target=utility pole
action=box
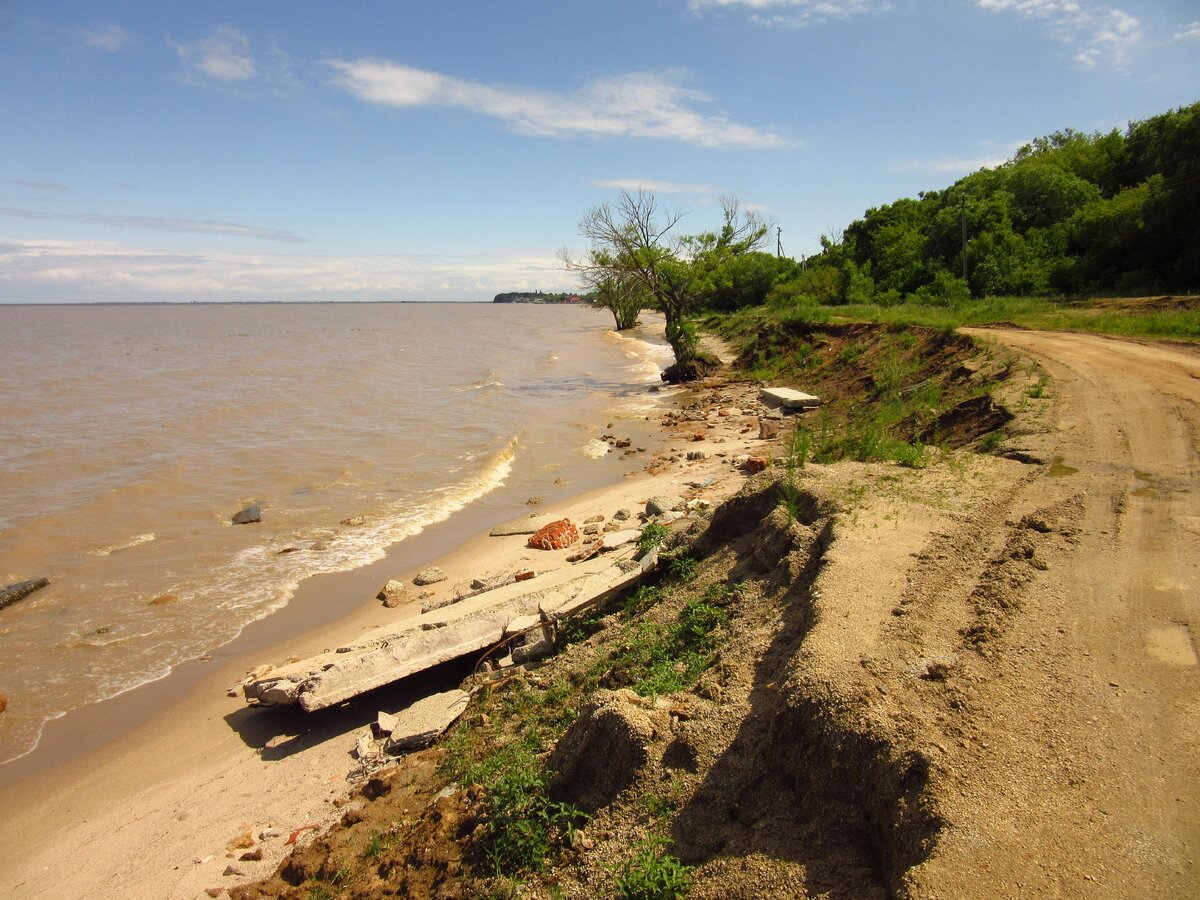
[776,226,783,259]
[961,196,968,282]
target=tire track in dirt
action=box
[928,329,1200,897]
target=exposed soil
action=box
[225,325,1198,899]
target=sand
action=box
[0,369,773,900]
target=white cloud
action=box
[326,59,788,149]
[6,179,68,192]
[688,0,886,27]
[0,239,565,302]
[1173,21,1200,41]
[976,0,1142,69]
[172,25,257,82]
[889,141,1022,174]
[591,179,716,194]
[0,206,305,243]
[889,154,1010,174]
[79,24,134,53]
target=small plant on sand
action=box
[979,430,1006,453]
[623,585,662,620]
[602,597,728,697]
[612,838,693,900]
[637,523,670,557]
[666,553,698,583]
[1026,375,1050,398]
[484,751,587,876]
[558,607,604,646]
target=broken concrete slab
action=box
[385,689,470,752]
[375,710,400,736]
[488,514,551,537]
[760,387,822,410]
[601,529,641,550]
[243,554,656,712]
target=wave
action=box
[89,532,156,556]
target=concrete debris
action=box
[601,529,641,550]
[760,386,822,411]
[244,555,657,711]
[758,418,781,440]
[420,594,462,614]
[745,457,769,474]
[385,689,470,753]
[413,566,447,586]
[567,539,604,563]
[375,710,400,736]
[0,577,50,612]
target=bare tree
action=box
[562,190,766,378]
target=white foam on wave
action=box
[581,438,612,459]
[89,532,156,556]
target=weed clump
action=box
[612,838,693,899]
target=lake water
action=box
[0,302,671,764]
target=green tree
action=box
[593,274,648,331]
[564,191,766,378]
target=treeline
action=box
[493,290,585,303]
[713,101,1200,309]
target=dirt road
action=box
[935,329,1200,896]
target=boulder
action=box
[340,515,367,527]
[613,508,631,521]
[744,457,769,474]
[231,505,261,525]
[413,566,447,586]
[377,580,409,608]
[0,693,7,714]
[148,593,177,606]
[758,418,781,440]
[645,497,678,517]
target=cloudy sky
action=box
[1,1,1197,302]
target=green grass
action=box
[441,735,587,876]
[601,596,728,697]
[612,839,693,900]
[828,297,1200,339]
[637,523,670,557]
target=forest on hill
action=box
[788,101,1199,305]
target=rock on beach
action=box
[377,580,409,608]
[413,566,447,586]
[231,505,261,525]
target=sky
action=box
[1,1,1197,303]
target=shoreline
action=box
[0,337,774,899]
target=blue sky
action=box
[1,1,1197,302]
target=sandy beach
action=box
[0,365,773,900]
